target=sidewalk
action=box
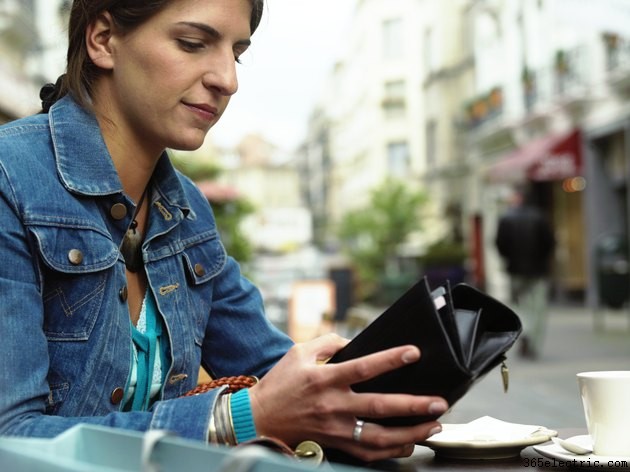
[338,303,630,430]
[441,305,630,429]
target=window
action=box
[387,141,409,177]
[424,27,439,73]
[382,80,406,118]
[382,18,403,60]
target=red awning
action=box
[486,129,582,183]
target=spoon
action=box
[551,437,593,455]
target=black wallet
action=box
[328,277,522,427]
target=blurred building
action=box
[216,134,312,253]
[29,0,68,83]
[301,0,430,250]
[301,0,630,307]
[0,0,41,121]
[466,0,630,306]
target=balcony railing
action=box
[603,32,630,91]
[603,33,630,71]
[462,86,504,131]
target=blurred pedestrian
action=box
[495,188,556,359]
[0,0,447,463]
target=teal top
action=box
[123,292,257,440]
[124,290,169,411]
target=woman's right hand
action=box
[248,333,447,462]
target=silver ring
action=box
[352,419,365,443]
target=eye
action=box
[234,47,250,65]
[177,38,205,52]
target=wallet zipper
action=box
[500,355,509,393]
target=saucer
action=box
[534,435,630,470]
[422,417,557,460]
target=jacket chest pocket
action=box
[31,225,119,341]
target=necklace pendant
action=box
[121,226,143,273]
[119,181,150,273]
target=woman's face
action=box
[93,0,253,154]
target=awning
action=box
[485,129,582,183]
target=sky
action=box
[208,0,357,151]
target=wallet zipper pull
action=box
[500,356,509,393]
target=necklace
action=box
[120,183,150,273]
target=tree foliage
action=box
[337,178,428,300]
[212,199,256,264]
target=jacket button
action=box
[194,263,206,277]
[110,387,125,405]
[68,249,83,265]
[110,203,128,220]
[119,286,128,302]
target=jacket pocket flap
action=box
[31,225,118,273]
[181,236,226,285]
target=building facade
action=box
[0,0,42,122]
[469,0,630,305]
[302,0,630,306]
[304,0,429,236]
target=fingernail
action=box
[428,401,448,415]
[429,425,442,437]
[401,349,419,364]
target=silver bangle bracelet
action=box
[213,393,237,446]
[208,413,218,444]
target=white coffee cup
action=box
[577,371,630,456]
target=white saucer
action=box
[534,435,630,470]
[423,423,558,460]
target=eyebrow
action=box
[176,21,252,48]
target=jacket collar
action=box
[49,95,191,214]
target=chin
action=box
[172,142,204,152]
[169,133,208,152]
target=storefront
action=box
[583,119,630,310]
[485,128,587,301]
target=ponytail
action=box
[39,74,67,113]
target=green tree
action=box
[170,152,254,264]
[212,199,255,264]
[337,178,428,301]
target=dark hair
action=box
[41,0,264,112]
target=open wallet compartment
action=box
[329,277,522,427]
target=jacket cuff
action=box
[150,387,222,441]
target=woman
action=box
[0,0,446,462]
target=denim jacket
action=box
[0,96,293,440]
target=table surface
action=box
[334,429,587,472]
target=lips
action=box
[183,102,218,122]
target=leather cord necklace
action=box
[120,183,150,273]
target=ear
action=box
[86,12,116,70]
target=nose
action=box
[202,49,239,96]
